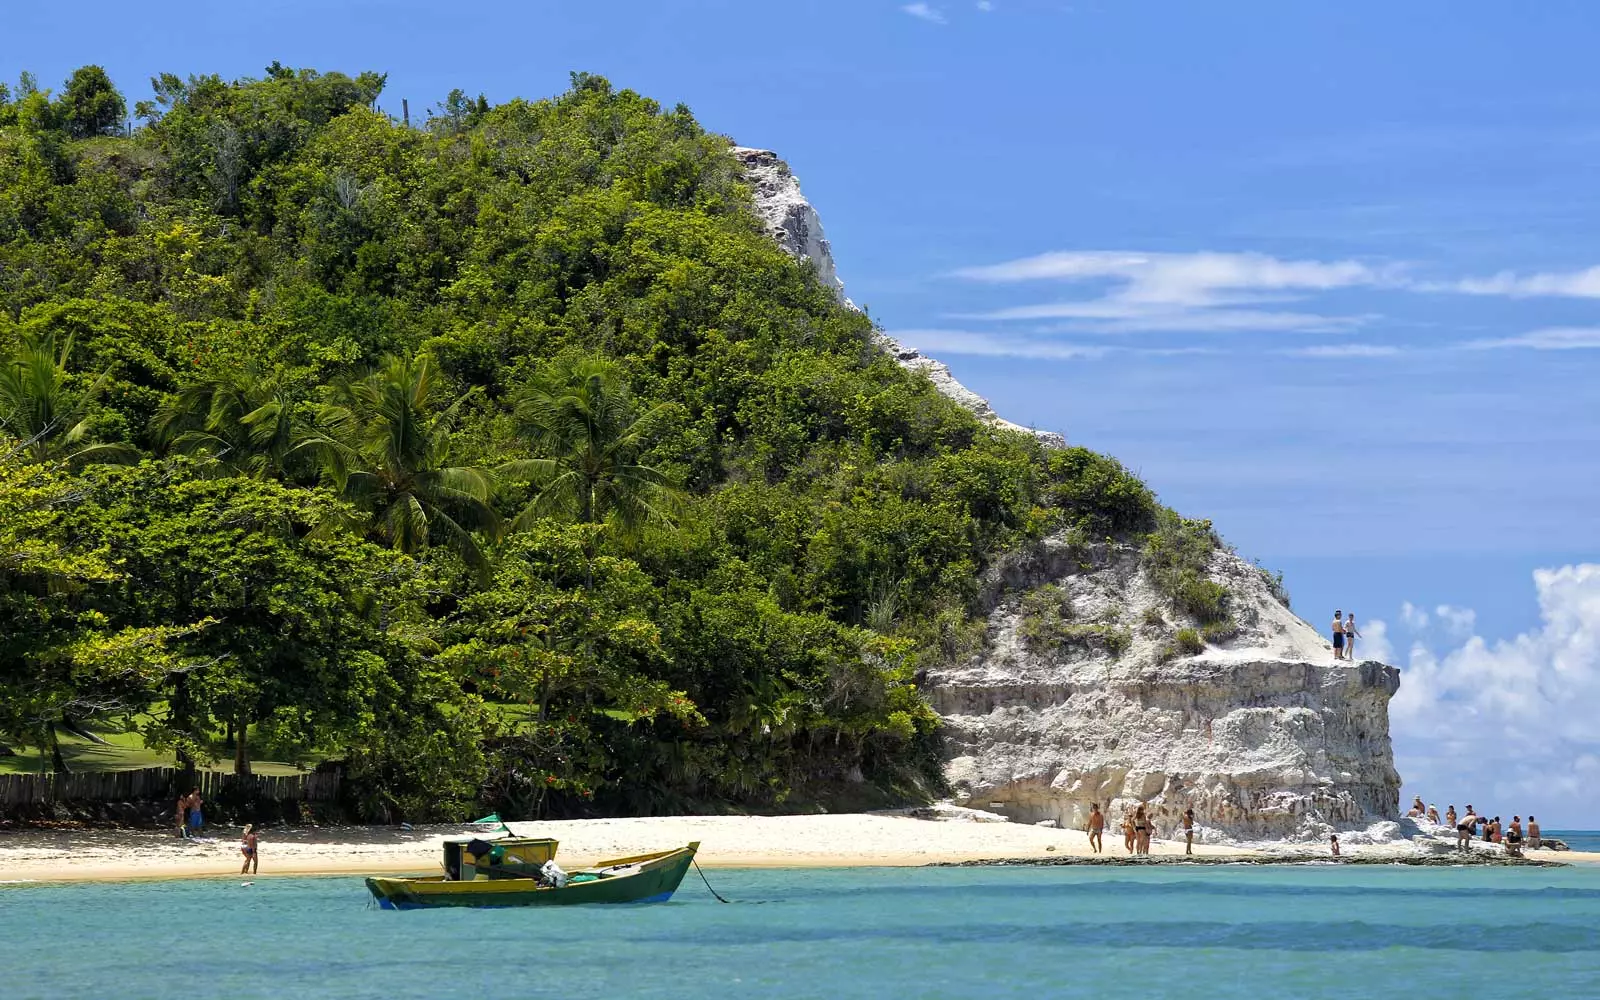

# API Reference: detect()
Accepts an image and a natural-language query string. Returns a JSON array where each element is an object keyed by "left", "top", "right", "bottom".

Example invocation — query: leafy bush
[
  {"left": 1142, "top": 510, "right": 1230, "bottom": 624},
  {"left": 1158, "top": 627, "right": 1206, "bottom": 663}
]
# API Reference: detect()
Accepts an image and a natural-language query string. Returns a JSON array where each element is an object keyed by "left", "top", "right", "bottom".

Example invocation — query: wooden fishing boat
[{"left": 365, "top": 839, "right": 700, "bottom": 910}]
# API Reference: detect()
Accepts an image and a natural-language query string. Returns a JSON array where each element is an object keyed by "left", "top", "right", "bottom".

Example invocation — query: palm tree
[
  {"left": 0, "top": 335, "right": 137, "bottom": 467},
  {"left": 500, "top": 355, "right": 681, "bottom": 587},
  {"left": 311, "top": 353, "right": 500, "bottom": 574},
  {"left": 152, "top": 367, "right": 313, "bottom": 479}
]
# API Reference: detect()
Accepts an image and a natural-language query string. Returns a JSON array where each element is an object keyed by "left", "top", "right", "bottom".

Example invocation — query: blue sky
[{"left": 7, "top": 0, "right": 1600, "bottom": 824}]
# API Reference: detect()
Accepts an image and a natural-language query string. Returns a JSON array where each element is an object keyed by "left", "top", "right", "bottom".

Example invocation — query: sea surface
[{"left": 5, "top": 861, "right": 1600, "bottom": 998}]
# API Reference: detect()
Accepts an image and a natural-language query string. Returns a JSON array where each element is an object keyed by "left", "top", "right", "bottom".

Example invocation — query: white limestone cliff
[
  {"left": 732, "top": 147, "right": 1065, "bottom": 448},
  {"left": 929, "top": 535, "right": 1403, "bottom": 842}
]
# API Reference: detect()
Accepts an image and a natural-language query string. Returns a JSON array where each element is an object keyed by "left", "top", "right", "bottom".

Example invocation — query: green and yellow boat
[{"left": 365, "top": 836, "right": 700, "bottom": 910}]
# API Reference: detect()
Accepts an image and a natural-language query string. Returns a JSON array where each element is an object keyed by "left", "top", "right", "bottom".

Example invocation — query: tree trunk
[
  {"left": 233, "top": 715, "right": 251, "bottom": 776},
  {"left": 48, "top": 724, "right": 70, "bottom": 775}
]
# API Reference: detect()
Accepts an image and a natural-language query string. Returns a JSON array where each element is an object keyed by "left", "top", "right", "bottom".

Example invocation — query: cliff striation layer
[
  {"left": 732, "top": 147, "right": 1065, "bottom": 447},
  {"left": 929, "top": 536, "right": 1402, "bottom": 841},
  {"left": 735, "top": 143, "right": 1402, "bottom": 842}
]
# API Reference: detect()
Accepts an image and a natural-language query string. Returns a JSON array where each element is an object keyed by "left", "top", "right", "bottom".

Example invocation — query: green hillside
[{"left": 0, "top": 65, "right": 1164, "bottom": 821}]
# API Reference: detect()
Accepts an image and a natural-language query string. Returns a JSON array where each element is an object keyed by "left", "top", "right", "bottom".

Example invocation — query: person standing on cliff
[
  {"left": 1332, "top": 610, "right": 1345, "bottom": 659},
  {"left": 1182, "top": 808, "right": 1196, "bottom": 856},
  {"left": 1446, "top": 805, "right": 1457, "bottom": 828},
  {"left": 1088, "top": 804, "right": 1105, "bottom": 854},
  {"left": 1344, "top": 614, "right": 1362, "bottom": 660}
]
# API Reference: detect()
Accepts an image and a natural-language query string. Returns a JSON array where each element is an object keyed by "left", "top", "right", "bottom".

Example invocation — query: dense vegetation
[{"left": 0, "top": 65, "right": 1167, "bottom": 820}]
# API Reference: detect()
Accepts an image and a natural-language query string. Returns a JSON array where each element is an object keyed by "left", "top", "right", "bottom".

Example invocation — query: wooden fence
[{"left": 0, "top": 767, "right": 340, "bottom": 807}]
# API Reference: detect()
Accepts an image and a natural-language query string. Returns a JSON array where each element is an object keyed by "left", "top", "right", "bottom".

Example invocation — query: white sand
[{"left": 0, "top": 814, "right": 1252, "bottom": 882}]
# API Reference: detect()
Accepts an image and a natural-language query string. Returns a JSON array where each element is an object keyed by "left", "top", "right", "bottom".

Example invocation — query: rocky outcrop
[
  {"left": 732, "top": 147, "right": 1064, "bottom": 448},
  {"left": 928, "top": 536, "right": 1403, "bottom": 842}
]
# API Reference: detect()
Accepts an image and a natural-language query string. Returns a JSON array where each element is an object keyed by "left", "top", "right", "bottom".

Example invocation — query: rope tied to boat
[{"left": 693, "top": 857, "right": 730, "bottom": 903}]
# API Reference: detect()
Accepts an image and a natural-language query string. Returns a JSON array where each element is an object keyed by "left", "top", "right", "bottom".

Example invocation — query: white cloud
[
  {"left": 901, "top": 2, "right": 947, "bottom": 22},
  {"left": 1461, "top": 327, "right": 1600, "bottom": 351},
  {"left": 1452, "top": 265, "right": 1600, "bottom": 298},
  {"left": 1400, "top": 601, "right": 1430, "bottom": 630},
  {"left": 1433, "top": 604, "right": 1477, "bottom": 638},
  {"left": 1357, "top": 617, "right": 1395, "bottom": 665},
  {"left": 887, "top": 328, "right": 1108, "bottom": 360},
  {"left": 976, "top": 0, "right": 993, "bottom": 9},
  {"left": 951, "top": 250, "right": 1389, "bottom": 334},
  {"left": 1391, "top": 564, "right": 1600, "bottom": 826},
  {"left": 1282, "top": 344, "right": 1401, "bottom": 358}
]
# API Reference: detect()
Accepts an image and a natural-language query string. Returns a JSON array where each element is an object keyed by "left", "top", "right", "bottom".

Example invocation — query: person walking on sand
[
  {"left": 1332, "top": 609, "right": 1345, "bottom": 660},
  {"left": 1088, "top": 803, "right": 1105, "bottom": 854},
  {"left": 1344, "top": 614, "right": 1362, "bottom": 660},
  {"left": 175, "top": 792, "right": 190, "bottom": 839},
  {"left": 240, "top": 824, "right": 259, "bottom": 875},
  {"left": 1123, "top": 812, "right": 1136, "bottom": 855},
  {"left": 1182, "top": 808, "right": 1196, "bottom": 856},
  {"left": 187, "top": 787, "right": 205, "bottom": 836},
  {"left": 1528, "top": 816, "right": 1541, "bottom": 851}
]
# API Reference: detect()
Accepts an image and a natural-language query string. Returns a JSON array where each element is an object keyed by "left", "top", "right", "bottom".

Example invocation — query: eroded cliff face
[
  {"left": 929, "top": 536, "right": 1402, "bottom": 841},
  {"left": 732, "top": 147, "right": 1065, "bottom": 448}
]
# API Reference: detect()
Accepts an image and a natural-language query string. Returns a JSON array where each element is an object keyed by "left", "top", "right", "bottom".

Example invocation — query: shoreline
[{"left": 2, "top": 814, "right": 1594, "bottom": 885}]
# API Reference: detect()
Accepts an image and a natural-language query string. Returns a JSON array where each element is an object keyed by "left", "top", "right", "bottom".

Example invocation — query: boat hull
[{"left": 365, "top": 843, "right": 698, "bottom": 909}]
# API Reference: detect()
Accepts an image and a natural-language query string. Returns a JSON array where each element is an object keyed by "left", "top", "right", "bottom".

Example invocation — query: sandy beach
[
  {"left": 3, "top": 814, "right": 1593, "bottom": 883},
  {"left": 0, "top": 813, "right": 1260, "bottom": 882}
]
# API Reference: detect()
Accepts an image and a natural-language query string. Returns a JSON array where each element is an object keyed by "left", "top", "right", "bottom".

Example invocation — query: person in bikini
[
  {"left": 1182, "top": 808, "right": 1196, "bottom": 856},
  {"left": 1123, "top": 812, "right": 1136, "bottom": 855},
  {"left": 1445, "top": 805, "right": 1457, "bottom": 828},
  {"left": 1330, "top": 834, "right": 1340, "bottom": 858},
  {"left": 1133, "top": 805, "right": 1151, "bottom": 856},
  {"left": 240, "top": 824, "right": 259, "bottom": 875},
  {"left": 1344, "top": 614, "right": 1362, "bottom": 660},
  {"left": 176, "top": 792, "right": 190, "bottom": 839},
  {"left": 1332, "top": 610, "right": 1345, "bottom": 660},
  {"left": 1087, "top": 803, "right": 1105, "bottom": 854},
  {"left": 1427, "top": 804, "right": 1440, "bottom": 824}
]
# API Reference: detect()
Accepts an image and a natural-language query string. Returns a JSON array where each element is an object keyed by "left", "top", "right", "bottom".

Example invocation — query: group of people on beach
[
  {"left": 1331, "top": 610, "right": 1363, "bottom": 660},
  {"left": 1409, "top": 796, "right": 1541, "bottom": 856},
  {"left": 173, "top": 787, "right": 203, "bottom": 838},
  {"left": 1085, "top": 803, "right": 1200, "bottom": 857},
  {"left": 174, "top": 786, "right": 259, "bottom": 873}
]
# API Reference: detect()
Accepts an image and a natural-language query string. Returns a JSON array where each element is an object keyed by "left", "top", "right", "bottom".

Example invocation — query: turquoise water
[{"left": 6, "top": 864, "right": 1600, "bottom": 998}]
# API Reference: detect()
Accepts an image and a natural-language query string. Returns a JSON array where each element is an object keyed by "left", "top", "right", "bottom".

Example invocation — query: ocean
[{"left": 5, "top": 861, "right": 1600, "bottom": 998}]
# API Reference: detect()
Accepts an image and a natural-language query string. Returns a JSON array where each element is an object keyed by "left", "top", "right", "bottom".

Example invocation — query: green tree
[
  {"left": 312, "top": 353, "right": 500, "bottom": 574},
  {"left": 502, "top": 356, "right": 681, "bottom": 587},
  {"left": 153, "top": 367, "right": 312, "bottom": 479},
  {"left": 0, "top": 335, "right": 136, "bottom": 466},
  {"left": 58, "top": 65, "right": 125, "bottom": 139},
  {"left": 0, "top": 463, "right": 202, "bottom": 772}
]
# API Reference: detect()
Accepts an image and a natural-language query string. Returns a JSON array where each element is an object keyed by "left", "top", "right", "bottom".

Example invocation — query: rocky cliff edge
[{"left": 929, "top": 534, "right": 1402, "bottom": 842}]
